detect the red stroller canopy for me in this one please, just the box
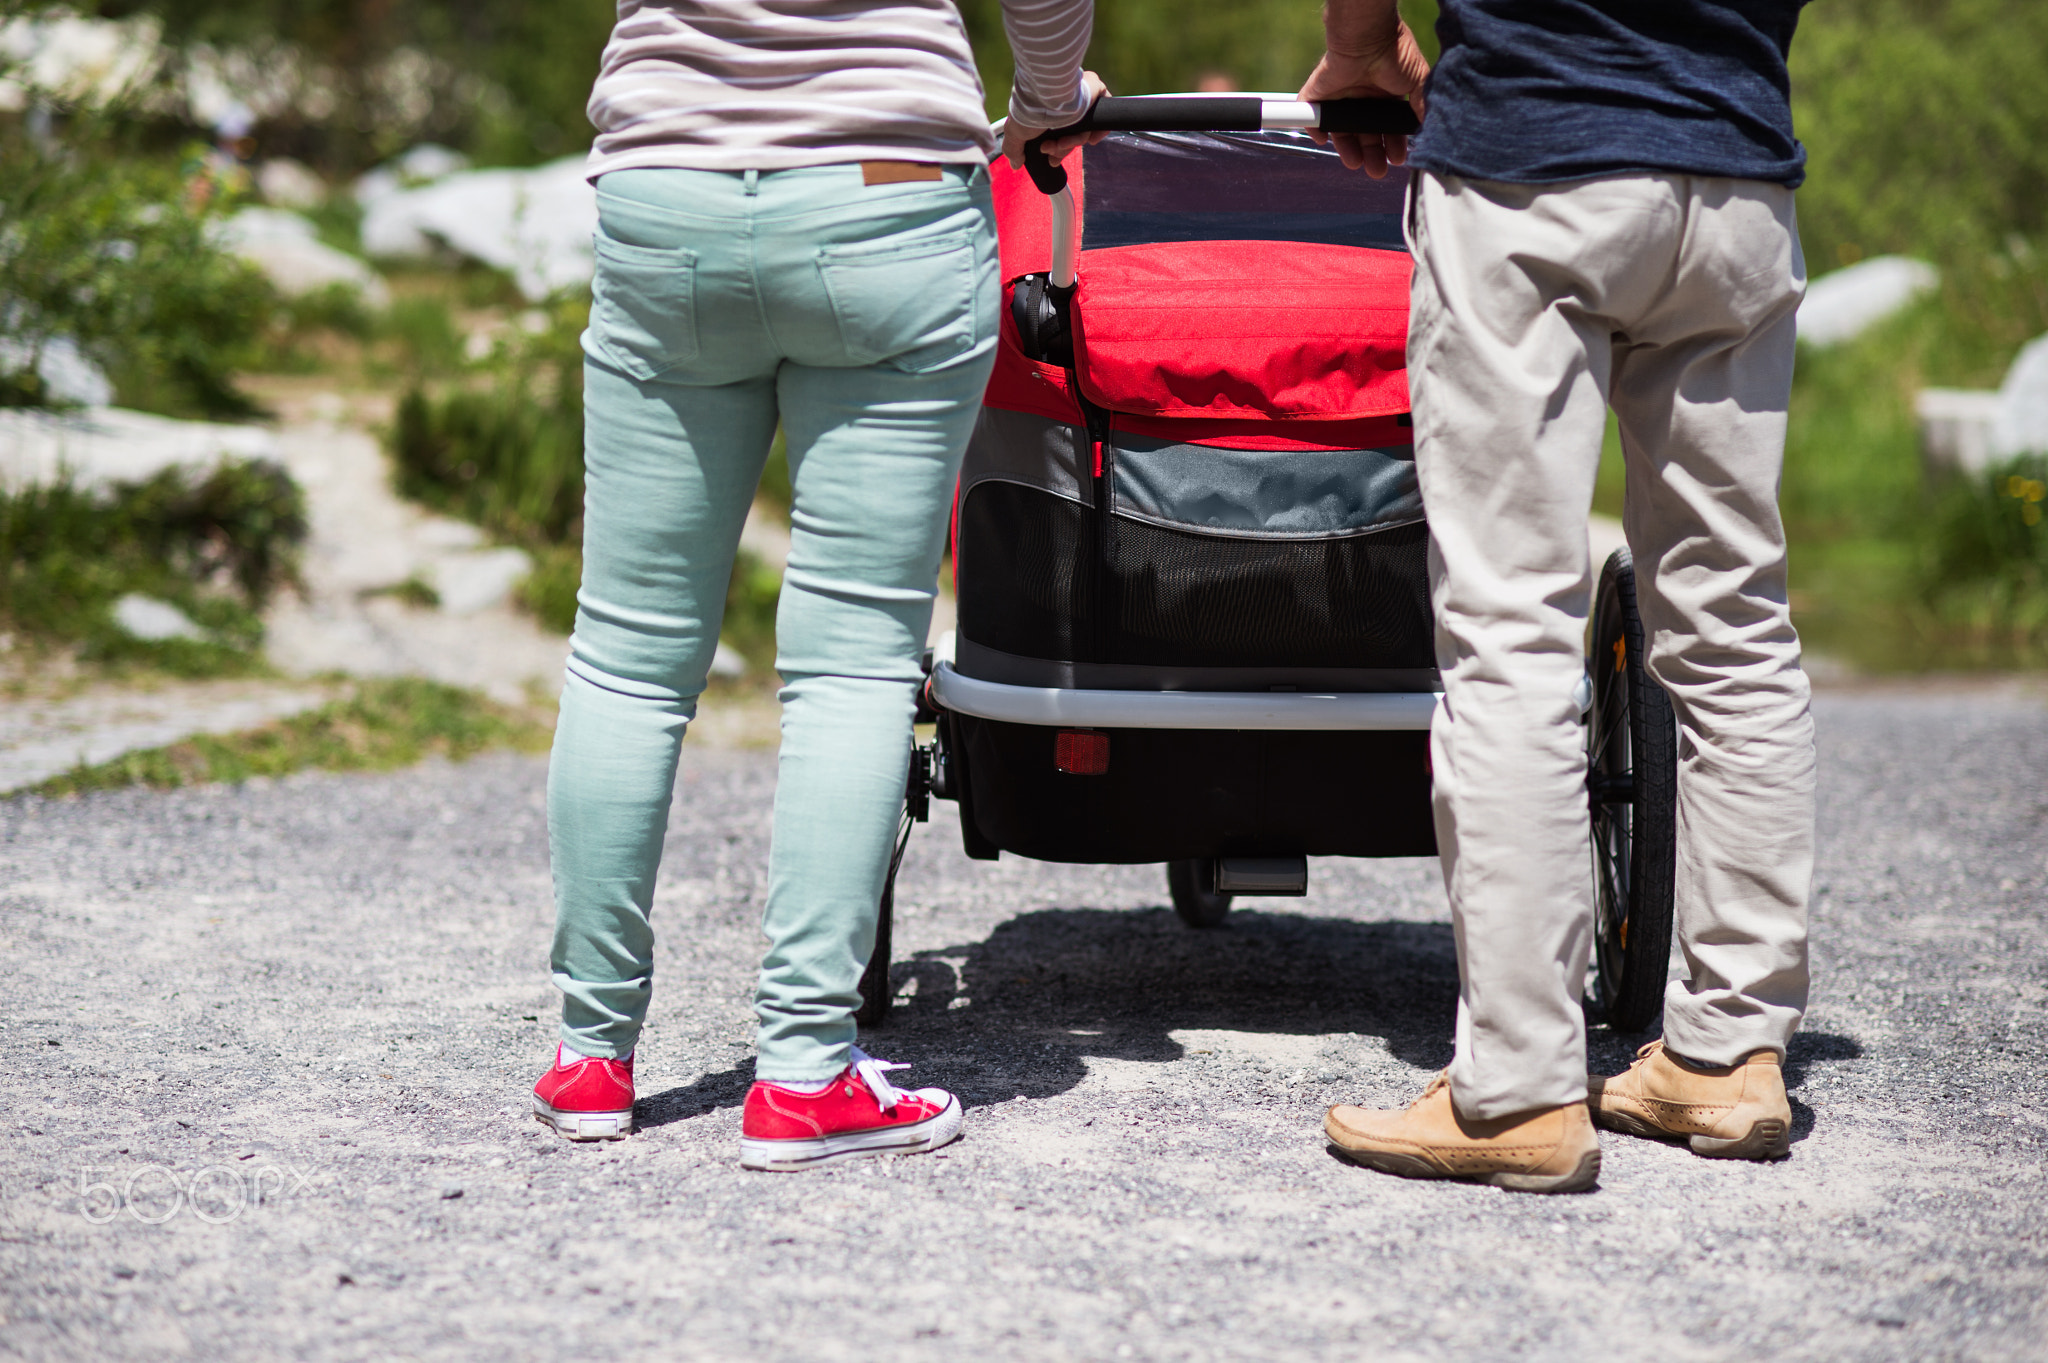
[988,132,1413,431]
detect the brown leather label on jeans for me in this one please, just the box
[861,161,944,186]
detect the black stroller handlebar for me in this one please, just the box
[1020,95,1420,195]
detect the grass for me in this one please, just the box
[360,574,443,609]
[26,678,554,799]
[0,460,307,678]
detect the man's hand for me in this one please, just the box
[1298,3,1431,177]
[1003,70,1110,169]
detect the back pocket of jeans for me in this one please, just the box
[817,226,977,373]
[589,230,698,381]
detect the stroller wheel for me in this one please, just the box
[854,858,897,1029]
[1585,548,1678,1033]
[1167,860,1233,929]
[856,754,928,1029]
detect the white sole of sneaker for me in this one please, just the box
[532,1095,633,1141]
[738,1096,963,1172]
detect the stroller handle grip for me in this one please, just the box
[1021,95,1419,194]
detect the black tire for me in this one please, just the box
[1167,859,1233,929]
[1585,548,1678,1033]
[855,807,916,1029]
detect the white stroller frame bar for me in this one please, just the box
[931,661,1442,731]
[926,634,1446,731]
[928,636,1595,731]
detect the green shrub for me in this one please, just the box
[1917,459,2048,653]
[516,543,582,634]
[381,295,470,377]
[0,127,278,419]
[512,542,781,674]
[280,282,379,343]
[721,548,782,672]
[390,302,586,547]
[1792,0,2048,273]
[0,459,306,673]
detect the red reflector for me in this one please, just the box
[1054,729,1109,775]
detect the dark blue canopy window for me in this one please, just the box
[1081,131,1411,253]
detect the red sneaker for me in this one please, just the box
[740,1049,962,1171]
[532,1044,635,1141]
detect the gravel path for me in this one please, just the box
[2,683,2044,1361]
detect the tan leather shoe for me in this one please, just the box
[1324,1073,1602,1193]
[1588,1039,1791,1159]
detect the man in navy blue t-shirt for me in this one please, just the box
[1304,0,1816,1192]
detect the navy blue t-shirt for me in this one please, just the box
[1408,0,1808,187]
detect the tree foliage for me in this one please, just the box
[0,121,277,416]
[1789,0,2048,269]
[88,0,617,169]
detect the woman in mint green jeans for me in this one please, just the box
[530,0,1099,1168]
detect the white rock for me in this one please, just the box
[216,207,390,308]
[1798,256,1938,348]
[1917,389,2007,475]
[258,422,570,698]
[113,594,208,643]
[1587,514,1628,570]
[256,158,327,210]
[710,643,749,679]
[359,155,596,300]
[0,406,278,492]
[414,518,486,550]
[352,144,472,209]
[1992,333,2048,458]
[1916,332,2048,475]
[0,336,113,408]
[424,547,534,617]
[0,11,161,111]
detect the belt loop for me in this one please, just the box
[743,168,759,196]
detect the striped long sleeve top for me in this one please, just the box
[585,0,1095,177]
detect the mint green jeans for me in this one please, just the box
[548,163,997,1082]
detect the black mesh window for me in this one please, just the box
[957,481,1433,669]
[958,481,1093,660]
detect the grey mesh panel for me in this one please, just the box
[1112,435,1422,539]
[963,405,1085,505]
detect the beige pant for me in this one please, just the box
[1408,171,1816,1119]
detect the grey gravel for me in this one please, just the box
[1,682,2045,1361]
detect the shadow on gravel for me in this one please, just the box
[633,906,1867,1129]
[638,1058,756,1130]
[871,905,1462,1105]
[1783,1031,1864,1142]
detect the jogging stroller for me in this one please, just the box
[856,97,1678,1035]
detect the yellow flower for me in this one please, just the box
[2008,475,2029,499]
[2026,504,2043,527]
[2027,480,2046,503]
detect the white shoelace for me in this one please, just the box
[850,1046,912,1112]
